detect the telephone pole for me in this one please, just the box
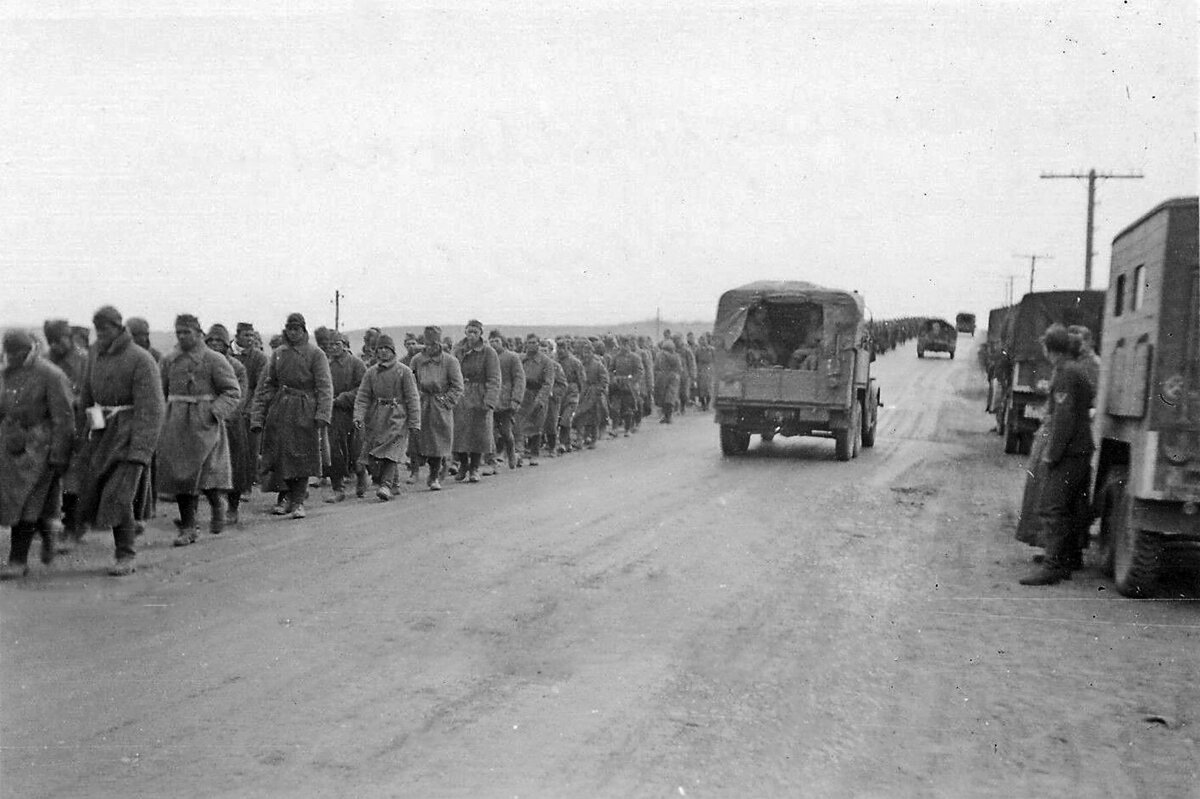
[1014,253,1053,294]
[334,290,342,331]
[1039,168,1143,289]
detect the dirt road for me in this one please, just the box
[3,336,1198,798]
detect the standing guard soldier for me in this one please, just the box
[487,329,526,473]
[157,315,241,546]
[655,340,683,424]
[76,306,165,576]
[249,313,333,519]
[0,330,74,578]
[323,332,367,501]
[694,333,716,411]
[1020,325,1096,586]
[516,333,555,465]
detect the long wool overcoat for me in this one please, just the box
[556,352,585,427]
[654,349,683,409]
[694,343,715,398]
[574,355,609,427]
[410,349,463,458]
[517,350,555,438]
[495,348,526,412]
[451,342,500,453]
[222,353,255,494]
[250,333,333,489]
[77,330,165,527]
[157,344,241,494]
[354,359,421,463]
[0,352,74,525]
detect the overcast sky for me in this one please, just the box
[2,0,1195,333]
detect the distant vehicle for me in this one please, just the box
[916,318,956,359]
[711,281,880,461]
[996,290,1105,455]
[1092,196,1199,596]
[955,312,976,336]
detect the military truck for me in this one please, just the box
[955,312,976,336]
[1092,197,1199,596]
[997,290,1105,455]
[916,318,957,359]
[712,281,880,461]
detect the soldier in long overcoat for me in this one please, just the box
[654,340,683,423]
[516,334,556,464]
[0,331,74,578]
[353,334,421,501]
[573,340,609,448]
[249,313,333,519]
[609,337,645,436]
[323,334,367,501]
[76,306,165,575]
[693,333,716,411]
[451,320,500,483]
[43,319,89,551]
[487,329,525,473]
[674,334,696,415]
[158,315,241,545]
[541,339,567,458]
[410,326,463,491]
[637,337,656,425]
[205,324,254,525]
[556,339,585,452]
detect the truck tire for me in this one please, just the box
[949,350,955,360]
[917,348,924,359]
[1111,478,1160,597]
[719,425,750,456]
[1003,409,1021,454]
[835,404,860,461]
[861,397,877,448]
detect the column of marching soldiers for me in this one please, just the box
[0,307,723,578]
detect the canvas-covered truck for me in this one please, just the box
[997,290,1105,455]
[712,281,880,461]
[917,318,957,358]
[955,312,976,336]
[1092,196,1200,596]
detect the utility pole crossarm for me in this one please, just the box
[1039,168,1144,289]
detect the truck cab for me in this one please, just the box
[712,281,879,461]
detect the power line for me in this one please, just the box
[1039,168,1144,289]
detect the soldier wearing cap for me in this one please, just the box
[488,329,526,473]
[541,338,567,457]
[158,314,241,545]
[321,329,368,502]
[126,317,162,364]
[451,320,500,483]
[555,337,586,452]
[410,326,463,491]
[516,333,555,464]
[0,330,74,578]
[205,324,254,525]
[1020,324,1096,586]
[42,319,90,552]
[655,339,683,424]
[76,305,166,575]
[249,312,334,519]
[353,334,421,500]
[573,339,609,449]
[608,336,645,436]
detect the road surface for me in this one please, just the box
[3,336,1198,798]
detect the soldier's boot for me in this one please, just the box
[355,469,369,498]
[36,520,55,566]
[227,493,241,526]
[173,495,199,546]
[2,521,36,578]
[206,490,226,535]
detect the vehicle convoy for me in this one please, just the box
[1092,196,1200,596]
[996,289,1105,455]
[955,311,976,336]
[712,281,880,461]
[916,318,957,359]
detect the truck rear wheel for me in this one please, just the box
[719,425,750,456]
[835,404,860,461]
[861,397,877,448]
[1110,476,1160,597]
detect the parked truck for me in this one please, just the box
[712,281,880,461]
[997,290,1105,455]
[1092,196,1200,596]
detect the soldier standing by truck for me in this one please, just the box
[1020,325,1095,586]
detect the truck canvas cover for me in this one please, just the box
[713,281,866,353]
[1005,290,1105,362]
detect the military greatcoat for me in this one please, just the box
[354,359,421,463]
[451,342,500,453]
[157,343,241,494]
[411,349,464,457]
[0,351,74,526]
[250,333,333,489]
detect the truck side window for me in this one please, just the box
[1132,265,1145,311]
[1113,274,1125,317]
